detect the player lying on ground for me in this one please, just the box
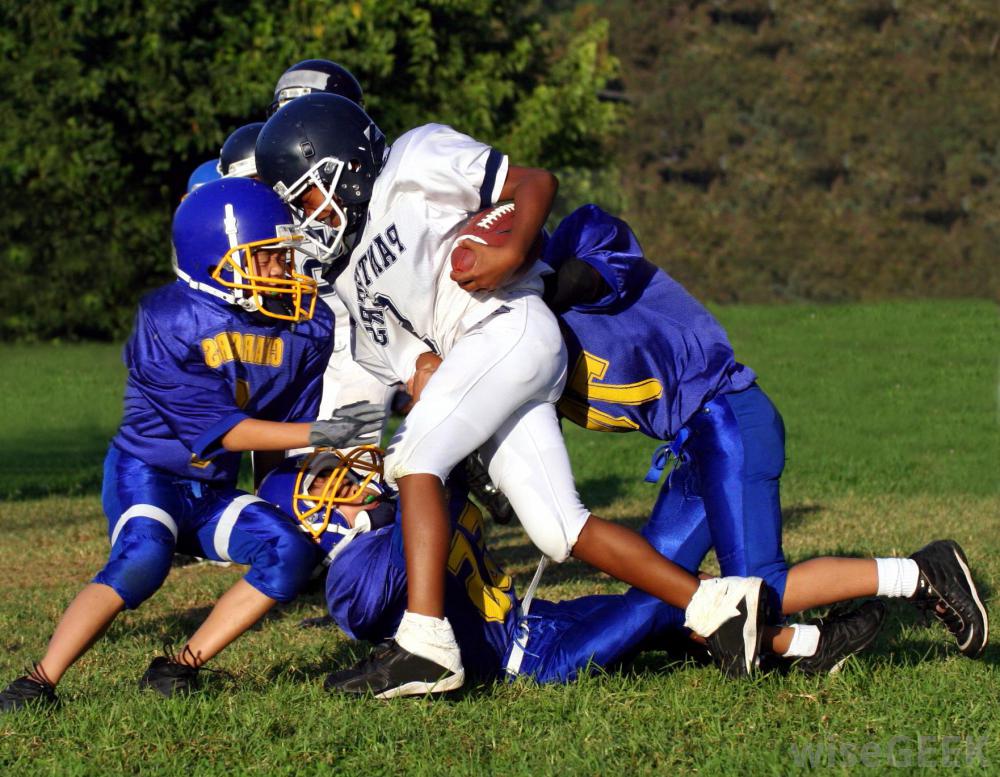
[254,93,775,694]
[0,179,382,713]
[414,204,989,665]
[260,449,890,692]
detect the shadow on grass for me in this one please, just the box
[107,589,328,649]
[576,474,634,510]
[0,430,113,501]
[781,503,824,530]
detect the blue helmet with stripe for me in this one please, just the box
[171,178,317,322]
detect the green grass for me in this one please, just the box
[1,300,998,774]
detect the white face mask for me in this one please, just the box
[273,156,351,264]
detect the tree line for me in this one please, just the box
[1,0,995,340]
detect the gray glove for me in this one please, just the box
[309,401,385,448]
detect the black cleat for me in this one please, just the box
[0,675,58,713]
[910,540,989,658]
[705,578,766,679]
[324,640,465,698]
[791,599,887,675]
[464,453,516,525]
[138,656,200,698]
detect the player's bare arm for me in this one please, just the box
[450,165,557,292]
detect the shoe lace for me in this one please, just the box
[161,643,229,679]
[26,662,56,690]
[914,585,966,636]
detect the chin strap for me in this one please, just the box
[321,511,372,567]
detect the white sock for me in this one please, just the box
[875,557,920,598]
[393,611,463,674]
[782,623,821,658]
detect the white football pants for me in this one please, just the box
[384,291,590,561]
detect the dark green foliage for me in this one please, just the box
[0,0,619,340]
[601,0,1000,302]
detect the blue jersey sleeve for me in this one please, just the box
[125,303,249,460]
[543,204,650,312]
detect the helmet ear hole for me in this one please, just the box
[347,159,362,173]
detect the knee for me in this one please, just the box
[244,531,319,602]
[525,514,587,564]
[93,524,174,610]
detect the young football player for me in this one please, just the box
[254,93,773,696]
[0,178,383,713]
[259,450,888,690]
[538,204,989,661]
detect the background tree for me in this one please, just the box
[0,0,620,340]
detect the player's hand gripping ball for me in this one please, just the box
[450,202,543,274]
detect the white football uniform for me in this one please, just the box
[336,124,589,561]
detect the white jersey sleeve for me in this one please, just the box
[389,124,508,215]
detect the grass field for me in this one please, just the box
[1,300,998,774]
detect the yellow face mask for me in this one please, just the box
[210,226,318,323]
[292,446,386,539]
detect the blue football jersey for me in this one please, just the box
[545,205,756,440]
[325,481,519,681]
[112,281,333,483]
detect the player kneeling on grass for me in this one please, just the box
[0,179,383,713]
[259,449,890,695]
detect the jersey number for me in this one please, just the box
[446,503,513,623]
[558,351,662,432]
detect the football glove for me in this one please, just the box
[309,401,385,448]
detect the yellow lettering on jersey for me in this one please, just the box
[558,351,662,432]
[268,338,283,366]
[218,333,235,363]
[202,338,221,369]
[446,502,513,623]
[201,332,284,369]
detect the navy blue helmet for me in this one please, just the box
[255,93,386,263]
[220,122,265,178]
[269,59,364,116]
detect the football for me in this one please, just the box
[450,202,543,273]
